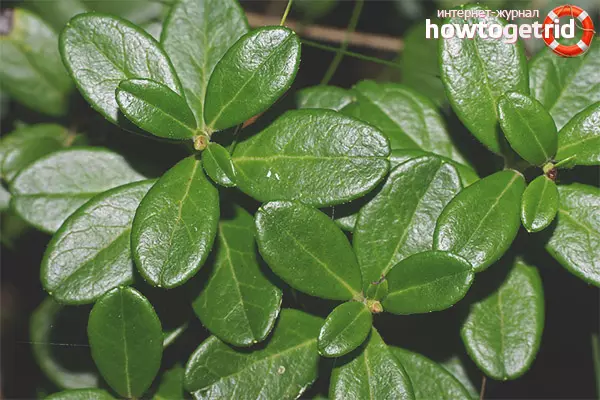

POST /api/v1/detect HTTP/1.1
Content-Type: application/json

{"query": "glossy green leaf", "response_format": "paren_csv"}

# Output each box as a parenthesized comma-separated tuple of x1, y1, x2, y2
(318, 301, 372, 358)
(161, 0, 248, 128)
(41, 180, 154, 304)
(184, 309, 322, 400)
(116, 79, 197, 139)
(296, 86, 354, 111)
(256, 201, 362, 300)
(11, 148, 144, 233)
(354, 156, 462, 286)
(46, 389, 114, 400)
(60, 13, 181, 124)
(132, 156, 218, 288)
(232, 109, 390, 206)
(366, 279, 388, 301)
(153, 365, 184, 400)
(330, 328, 414, 400)
(390, 348, 472, 400)
(497, 92, 557, 166)
(521, 175, 558, 233)
(461, 260, 544, 380)
(88, 287, 163, 398)
(434, 170, 525, 271)
(556, 102, 600, 166)
(202, 143, 236, 187)
(383, 251, 474, 314)
(439, 4, 529, 153)
(0, 9, 72, 116)
(205, 26, 301, 131)
(193, 205, 282, 347)
(441, 356, 479, 399)
(546, 183, 600, 286)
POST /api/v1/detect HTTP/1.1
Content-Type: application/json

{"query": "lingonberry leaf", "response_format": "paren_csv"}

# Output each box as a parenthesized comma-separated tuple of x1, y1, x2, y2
(318, 301, 372, 358)
(521, 175, 558, 233)
(441, 356, 479, 398)
(296, 85, 354, 111)
(204, 27, 301, 131)
(439, 4, 529, 154)
(461, 260, 544, 380)
(434, 170, 525, 271)
(132, 156, 219, 288)
(556, 102, 600, 166)
(184, 309, 322, 400)
(46, 389, 114, 400)
(60, 13, 182, 124)
(153, 365, 184, 400)
(88, 287, 163, 398)
(10, 148, 144, 233)
(354, 156, 462, 287)
(256, 201, 362, 300)
(193, 205, 282, 347)
(497, 92, 557, 166)
(41, 180, 154, 304)
(232, 109, 390, 207)
(202, 143, 236, 187)
(366, 279, 388, 301)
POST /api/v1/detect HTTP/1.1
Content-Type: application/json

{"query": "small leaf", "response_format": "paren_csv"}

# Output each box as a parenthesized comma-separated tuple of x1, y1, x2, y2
(132, 156, 218, 288)
(41, 180, 154, 304)
(440, 356, 479, 399)
(232, 109, 390, 207)
(205, 27, 301, 131)
(461, 260, 544, 380)
(366, 279, 388, 301)
(520, 175, 558, 233)
(256, 201, 362, 300)
(116, 79, 197, 139)
(296, 86, 354, 111)
(193, 205, 282, 347)
(434, 170, 525, 271)
(153, 365, 184, 400)
(497, 92, 557, 166)
(556, 102, 600, 166)
(88, 287, 163, 398)
(318, 301, 372, 358)
(202, 143, 236, 187)
(184, 309, 322, 400)
(11, 148, 144, 233)
(383, 251, 474, 314)
(46, 389, 114, 400)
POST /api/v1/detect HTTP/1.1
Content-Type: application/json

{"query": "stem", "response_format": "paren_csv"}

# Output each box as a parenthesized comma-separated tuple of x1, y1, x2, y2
(302, 39, 401, 70)
(479, 375, 487, 400)
(592, 334, 600, 398)
(280, 0, 293, 26)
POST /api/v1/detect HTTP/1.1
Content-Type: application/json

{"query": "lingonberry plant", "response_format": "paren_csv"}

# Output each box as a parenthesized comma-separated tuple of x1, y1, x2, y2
(1, 0, 599, 398)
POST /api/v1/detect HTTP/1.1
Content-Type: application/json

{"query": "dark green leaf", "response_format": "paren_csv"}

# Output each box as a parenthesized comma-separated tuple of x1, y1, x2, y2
(184, 309, 322, 400)
(434, 170, 525, 271)
(132, 156, 218, 288)
(153, 365, 184, 400)
(366, 279, 388, 301)
(255, 201, 362, 300)
(202, 143, 236, 187)
(556, 102, 600, 166)
(521, 175, 558, 233)
(193, 205, 282, 347)
(88, 287, 163, 398)
(41, 180, 154, 304)
(205, 27, 301, 131)
(296, 86, 354, 111)
(318, 301, 372, 358)
(46, 389, 114, 400)
(232, 109, 390, 206)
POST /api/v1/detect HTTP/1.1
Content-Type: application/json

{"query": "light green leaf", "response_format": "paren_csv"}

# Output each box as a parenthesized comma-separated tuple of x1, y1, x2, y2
(202, 143, 236, 187)
(297, 86, 354, 111)
(556, 102, 600, 166)
(318, 301, 372, 358)
(153, 365, 184, 400)
(521, 175, 558, 233)
(46, 389, 114, 400)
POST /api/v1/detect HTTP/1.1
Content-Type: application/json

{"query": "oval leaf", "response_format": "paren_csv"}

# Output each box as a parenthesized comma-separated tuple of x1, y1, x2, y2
(154, 365, 184, 400)
(297, 85, 353, 111)
(556, 102, 600, 166)
(88, 287, 163, 398)
(132, 156, 218, 288)
(205, 26, 301, 131)
(318, 301, 372, 358)
(521, 175, 558, 233)
(434, 170, 525, 271)
(232, 109, 390, 206)
(46, 389, 114, 400)
(201, 143, 236, 187)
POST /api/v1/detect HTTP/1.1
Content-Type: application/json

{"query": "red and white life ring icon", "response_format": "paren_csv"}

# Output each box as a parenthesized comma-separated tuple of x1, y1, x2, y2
(543, 5, 595, 57)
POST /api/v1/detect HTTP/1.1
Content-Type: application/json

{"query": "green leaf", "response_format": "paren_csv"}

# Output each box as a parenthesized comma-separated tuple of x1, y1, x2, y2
(383, 251, 474, 314)
(193, 205, 282, 347)
(232, 109, 390, 207)
(153, 365, 184, 400)
(441, 356, 479, 399)
(318, 301, 372, 358)
(295, 0, 338, 19)
(11, 148, 144, 233)
(497, 92, 557, 166)
(116, 79, 197, 139)
(330, 328, 414, 400)
(0, 185, 10, 212)
(255, 201, 362, 300)
(161, 0, 248, 128)
(202, 143, 236, 187)
(354, 156, 462, 287)
(546, 183, 600, 286)
(132, 156, 218, 288)
(88, 287, 163, 398)
(434, 170, 525, 271)
(296, 86, 354, 111)
(520, 175, 558, 233)
(439, 4, 529, 154)
(41, 180, 154, 304)
(0, 9, 72, 116)
(60, 13, 181, 124)
(461, 260, 544, 380)
(366, 279, 388, 301)
(46, 389, 114, 400)
(390, 348, 472, 400)
(184, 309, 322, 399)
(205, 26, 301, 131)
(556, 102, 600, 166)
